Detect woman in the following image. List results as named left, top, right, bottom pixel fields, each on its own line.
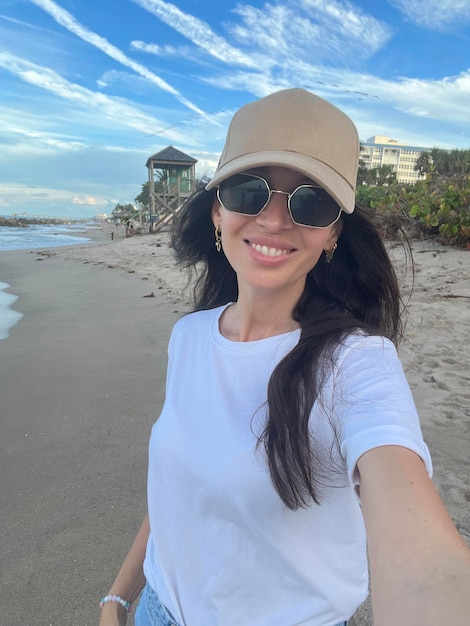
left=99, top=89, right=470, bottom=626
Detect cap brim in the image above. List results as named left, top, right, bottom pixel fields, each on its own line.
left=205, top=150, right=355, bottom=214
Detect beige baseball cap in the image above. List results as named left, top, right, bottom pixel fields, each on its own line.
left=206, top=88, right=359, bottom=214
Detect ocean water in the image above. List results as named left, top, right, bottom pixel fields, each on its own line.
left=0, top=222, right=98, bottom=339
left=0, top=222, right=95, bottom=252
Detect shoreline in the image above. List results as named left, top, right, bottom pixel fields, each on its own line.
left=0, top=280, right=24, bottom=340
left=0, top=224, right=113, bottom=340
left=0, top=221, right=108, bottom=254
left=0, top=230, right=468, bottom=625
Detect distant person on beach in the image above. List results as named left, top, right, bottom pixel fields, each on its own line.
left=125, top=221, right=135, bottom=238
left=99, top=89, right=470, bottom=626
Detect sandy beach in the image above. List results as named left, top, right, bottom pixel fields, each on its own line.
left=0, top=223, right=468, bottom=625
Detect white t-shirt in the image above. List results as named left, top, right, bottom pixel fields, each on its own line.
left=143, top=305, right=432, bottom=626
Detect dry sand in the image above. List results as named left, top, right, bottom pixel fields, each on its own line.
left=0, top=222, right=468, bottom=625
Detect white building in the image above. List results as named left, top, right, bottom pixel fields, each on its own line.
left=360, top=136, right=429, bottom=184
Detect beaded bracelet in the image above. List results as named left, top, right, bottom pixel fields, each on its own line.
left=100, top=594, right=132, bottom=613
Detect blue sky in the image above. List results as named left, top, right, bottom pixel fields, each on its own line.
left=1, top=0, right=469, bottom=218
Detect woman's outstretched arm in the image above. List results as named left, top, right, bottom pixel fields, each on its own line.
left=358, top=445, right=470, bottom=626
left=99, top=513, right=149, bottom=626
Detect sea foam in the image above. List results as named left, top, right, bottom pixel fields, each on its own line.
left=0, top=282, right=24, bottom=340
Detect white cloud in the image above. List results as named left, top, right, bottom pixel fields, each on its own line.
left=0, top=183, right=113, bottom=208
left=131, top=0, right=259, bottom=67
left=72, top=195, right=106, bottom=206
left=1, top=119, right=88, bottom=151
left=302, top=0, right=391, bottom=51
left=387, top=70, right=470, bottom=123
left=201, top=64, right=470, bottom=129
left=95, top=69, right=158, bottom=93
left=96, top=70, right=128, bottom=89
left=29, top=0, right=205, bottom=114
left=389, top=0, right=470, bottom=29
left=133, top=0, right=391, bottom=72
left=230, top=0, right=391, bottom=61
left=130, top=40, right=192, bottom=58
left=0, top=52, right=193, bottom=143
left=0, top=14, right=36, bottom=28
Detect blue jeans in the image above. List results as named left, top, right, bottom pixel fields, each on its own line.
left=134, top=582, right=348, bottom=626
left=134, top=583, right=180, bottom=626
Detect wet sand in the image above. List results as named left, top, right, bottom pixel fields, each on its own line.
left=0, top=240, right=182, bottom=625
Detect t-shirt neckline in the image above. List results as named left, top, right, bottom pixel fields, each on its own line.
left=212, top=303, right=301, bottom=352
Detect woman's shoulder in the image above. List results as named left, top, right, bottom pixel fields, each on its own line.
left=333, top=331, right=399, bottom=371
left=171, top=304, right=229, bottom=336
left=340, top=331, right=396, bottom=351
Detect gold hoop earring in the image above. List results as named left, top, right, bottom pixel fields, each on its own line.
left=325, top=242, right=337, bottom=264
left=214, top=226, right=222, bottom=252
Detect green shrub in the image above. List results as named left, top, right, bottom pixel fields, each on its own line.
left=356, top=174, right=470, bottom=247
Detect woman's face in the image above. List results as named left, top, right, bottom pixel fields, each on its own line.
left=212, top=166, right=341, bottom=301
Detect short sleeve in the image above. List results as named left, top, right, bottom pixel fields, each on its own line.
left=332, top=335, right=433, bottom=487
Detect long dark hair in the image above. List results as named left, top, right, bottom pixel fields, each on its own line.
left=170, top=183, right=404, bottom=510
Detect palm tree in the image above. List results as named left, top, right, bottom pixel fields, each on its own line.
left=414, top=151, right=432, bottom=176
left=415, top=148, right=470, bottom=178
left=376, top=165, right=397, bottom=186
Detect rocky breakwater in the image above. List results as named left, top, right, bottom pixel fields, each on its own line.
left=0, top=217, right=29, bottom=228
left=0, top=216, right=84, bottom=227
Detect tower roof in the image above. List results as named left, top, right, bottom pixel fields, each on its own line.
left=146, top=145, right=197, bottom=168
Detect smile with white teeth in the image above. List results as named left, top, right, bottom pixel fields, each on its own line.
left=250, top=242, right=291, bottom=257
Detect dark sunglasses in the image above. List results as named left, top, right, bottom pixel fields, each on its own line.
left=217, top=173, right=342, bottom=228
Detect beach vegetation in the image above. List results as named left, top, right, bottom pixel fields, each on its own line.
left=356, top=169, right=470, bottom=247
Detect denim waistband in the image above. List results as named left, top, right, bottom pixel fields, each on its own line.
left=135, top=582, right=348, bottom=626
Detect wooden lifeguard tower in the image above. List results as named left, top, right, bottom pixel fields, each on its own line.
left=146, top=146, right=197, bottom=232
